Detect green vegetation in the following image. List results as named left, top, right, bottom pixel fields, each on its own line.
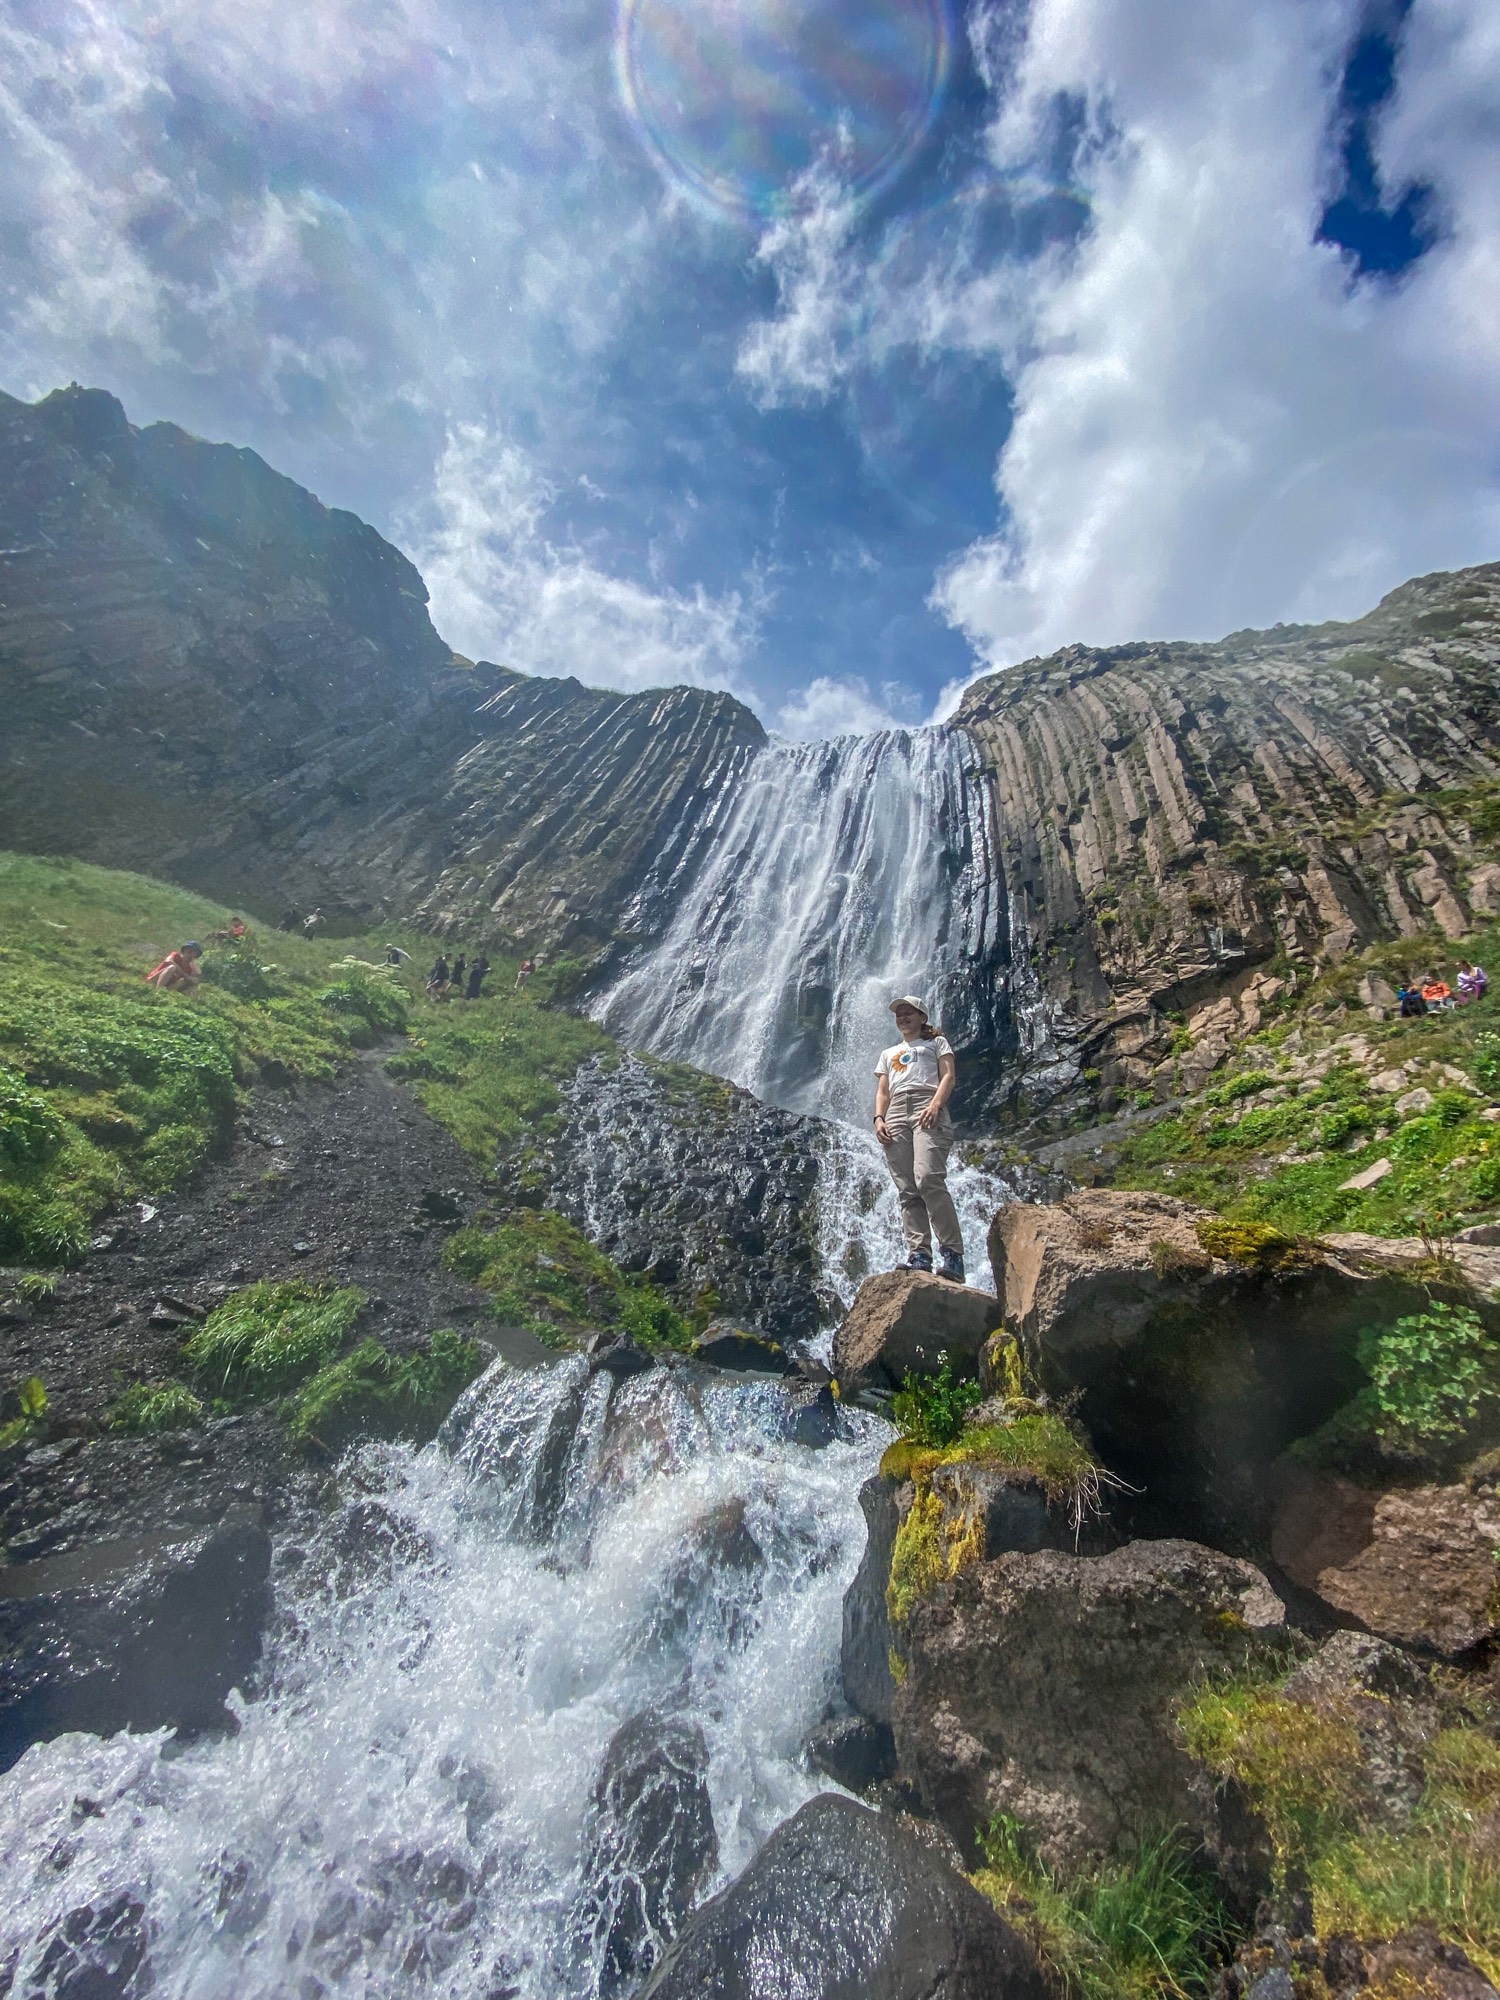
left=0, top=1375, right=49, bottom=1450
left=443, top=1210, right=691, bottom=1351
left=1357, top=1301, right=1497, bottom=1446
left=0, top=853, right=421, bottom=1264
left=185, top=1279, right=367, bottom=1401
left=1193, top=1218, right=1321, bottom=1273
left=972, top=1815, right=1228, bottom=2000
left=288, top=1328, right=485, bottom=1454
left=1180, top=1676, right=1500, bottom=1979
left=108, top=1380, right=206, bottom=1434
left=1106, top=937, right=1500, bottom=1237
left=890, top=1358, right=983, bottom=1447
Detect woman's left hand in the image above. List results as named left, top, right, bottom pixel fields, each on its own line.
left=917, top=1102, right=942, bottom=1130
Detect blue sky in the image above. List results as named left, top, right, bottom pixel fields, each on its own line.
left=1, top=0, right=1498, bottom=735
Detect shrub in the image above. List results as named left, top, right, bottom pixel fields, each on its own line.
left=1355, top=1301, right=1498, bottom=1446
left=891, top=1357, right=983, bottom=1448
left=109, top=1381, right=206, bottom=1433
left=185, top=1280, right=366, bottom=1401
left=0, top=1063, right=65, bottom=1168
left=0, top=1374, right=48, bottom=1449
left=1475, top=1035, right=1500, bottom=1097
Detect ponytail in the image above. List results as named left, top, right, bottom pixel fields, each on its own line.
left=919, top=1021, right=942, bottom=1040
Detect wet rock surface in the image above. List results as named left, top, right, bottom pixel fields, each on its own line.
left=544, top=1054, right=824, bottom=1342
left=894, top=1538, right=1290, bottom=1881
left=639, top=1792, right=1048, bottom=2000
left=842, top=1473, right=902, bottom=1726
left=832, top=1270, right=1003, bottom=1401
left=0, top=1048, right=551, bottom=1767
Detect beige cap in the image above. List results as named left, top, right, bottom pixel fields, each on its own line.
left=889, top=995, right=928, bottom=1017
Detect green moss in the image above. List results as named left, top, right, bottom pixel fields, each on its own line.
left=289, top=1328, right=485, bottom=1454
left=443, top=1210, right=691, bottom=1350
left=388, top=1002, right=614, bottom=1163
left=973, top=1816, right=1229, bottom=2000
left=185, top=1279, right=366, bottom=1402
left=108, top=1381, right=206, bottom=1433
left=1179, top=1682, right=1367, bottom=1866
left=1194, top=1218, right=1322, bottom=1272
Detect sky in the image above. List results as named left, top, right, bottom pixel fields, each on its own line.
left=1, top=0, right=1497, bottom=737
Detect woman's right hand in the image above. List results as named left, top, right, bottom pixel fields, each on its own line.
left=874, top=1116, right=891, bottom=1145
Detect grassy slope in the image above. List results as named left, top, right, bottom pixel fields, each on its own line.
left=1100, top=923, right=1500, bottom=1237
left=0, top=853, right=689, bottom=1408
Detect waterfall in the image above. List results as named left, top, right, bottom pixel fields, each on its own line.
left=596, top=728, right=1013, bottom=1293
left=0, top=1362, right=886, bottom=1999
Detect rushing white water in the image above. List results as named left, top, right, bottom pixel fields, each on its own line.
left=597, top=729, right=1013, bottom=1288
left=0, top=1361, right=886, bottom=2000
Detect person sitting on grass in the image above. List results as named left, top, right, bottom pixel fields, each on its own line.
left=1397, top=977, right=1427, bottom=1018
left=1456, top=959, right=1488, bottom=1004
left=1421, top=969, right=1455, bottom=1010
left=146, top=941, right=203, bottom=992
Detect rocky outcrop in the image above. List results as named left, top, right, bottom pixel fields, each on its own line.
left=893, top=1538, right=1289, bottom=1881
left=986, top=1189, right=1494, bottom=1541
left=842, top=1474, right=903, bottom=1726
left=540, top=1054, right=823, bottom=1342
left=957, top=563, right=1500, bottom=1118
left=638, top=1792, right=1047, bottom=2000
left=1272, top=1469, right=1500, bottom=1657
left=0, top=1507, right=272, bottom=1768
left=832, top=1270, right=1003, bottom=1401
left=0, top=385, right=763, bottom=947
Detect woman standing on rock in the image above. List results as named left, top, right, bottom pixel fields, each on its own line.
left=873, top=996, right=964, bottom=1283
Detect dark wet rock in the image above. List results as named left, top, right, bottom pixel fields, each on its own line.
left=832, top=1271, right=1003, bottom=1401
left=804, top=1715, right=897, bottom=1793
left=1225, top=1924, right=1499, bottom=2000
left=27, top=1892, right=150, bottom=2000
left=781, top=1377, right=838, bottom=1449
left=988, top=1188, right=1492, bottom=1544
left=580, top=1711, right=719, bottom=1993
left=894, top=1537, right=1289, bottom=1884
left=542, top=1056, right=823, bottom=1343
left=842, top=1473, right=901, bottom=1726
left=0, top=1508, right=272, bottom=1769
left=586, top=1330, right=658, bottom=1378
left=639, top=1791, right=1046, bottom=2000
left=693, top=1322, right=789, bottom=1374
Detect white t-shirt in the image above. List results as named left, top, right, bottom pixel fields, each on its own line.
left=876, top=1034, right=953, bottom=1096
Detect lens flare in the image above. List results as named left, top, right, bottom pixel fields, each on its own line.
left=616, top=0, right=952, bottom=222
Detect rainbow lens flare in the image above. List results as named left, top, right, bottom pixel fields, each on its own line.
left=615, top=0, right=953, bottom=222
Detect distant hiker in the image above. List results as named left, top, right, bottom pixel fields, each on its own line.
left=1421, top=970, right=1454, bottom=1010
left=515, top=957, right=537, bottom=991
left=451, top=955, right=467, bottom=991
left=277, top=908, right=300, bottom=933
left=1457, top=959, right=1488, bottom=1004
left=302, top=909, right=324, bottom=938
left=467, top=953, right=491, bottom=1000
left=146, top=942, right=203, bottom=993
left=385, top=945, right=412, bottom=967
left=427, top=954, right=451, bottom=1000
left=1397, top=980, right=1427, bottom=1019
left=873, top=995, right=965, bottom=1284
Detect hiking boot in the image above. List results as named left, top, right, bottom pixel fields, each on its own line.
left=936, top=1249, right=966, bottom=1284
left=902, top=1251, right=933, bottom=1273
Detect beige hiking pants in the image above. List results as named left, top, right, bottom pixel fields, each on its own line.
left=881, top=1090, right=963, bottom=1258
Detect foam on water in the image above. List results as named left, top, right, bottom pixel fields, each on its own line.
left=0, top=1361, right=887, bottom=1999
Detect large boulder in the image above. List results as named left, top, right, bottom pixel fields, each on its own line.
left=832, top=1272, right=1003, bottom=1401
left=638, top=1792, right=1047, bottom=2000
left=0, top=1508, right=272, bottom=1768
left=987, top=1190, right=1485, bottom=1542
left=894, top=1537, right=1289, bottom=1882
left=1272, top=1468, right=1500, bottom=1658
left=842, top=1474, right=903, bottom=1725
left=578, top=1711, right=719, bottom=1993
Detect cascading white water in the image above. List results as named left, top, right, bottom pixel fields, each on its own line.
left=597, top=729, right=1012, bottom=1292
left=0, top=1362, right=886, bottom=1999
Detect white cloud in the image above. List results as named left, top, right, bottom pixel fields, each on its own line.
left=932, top=0, right=1500, bottom=671
left=736, top=165, right=862, bottom=406
left=406, top=423, right=758, bottom=696
left=776, top=674, right=905, bottom=739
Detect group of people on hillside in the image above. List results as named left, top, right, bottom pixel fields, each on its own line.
left=1396, top=959, right=1488, bottom=1016
left=425, top=951, right=492, bottom=1002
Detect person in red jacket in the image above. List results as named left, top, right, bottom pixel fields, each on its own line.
left=145, top=942, right=203, bottom=992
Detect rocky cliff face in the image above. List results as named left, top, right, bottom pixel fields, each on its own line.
left=956, top=564, right=1500, bottom=1112
left=0, top=385, right=763, bottom=949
